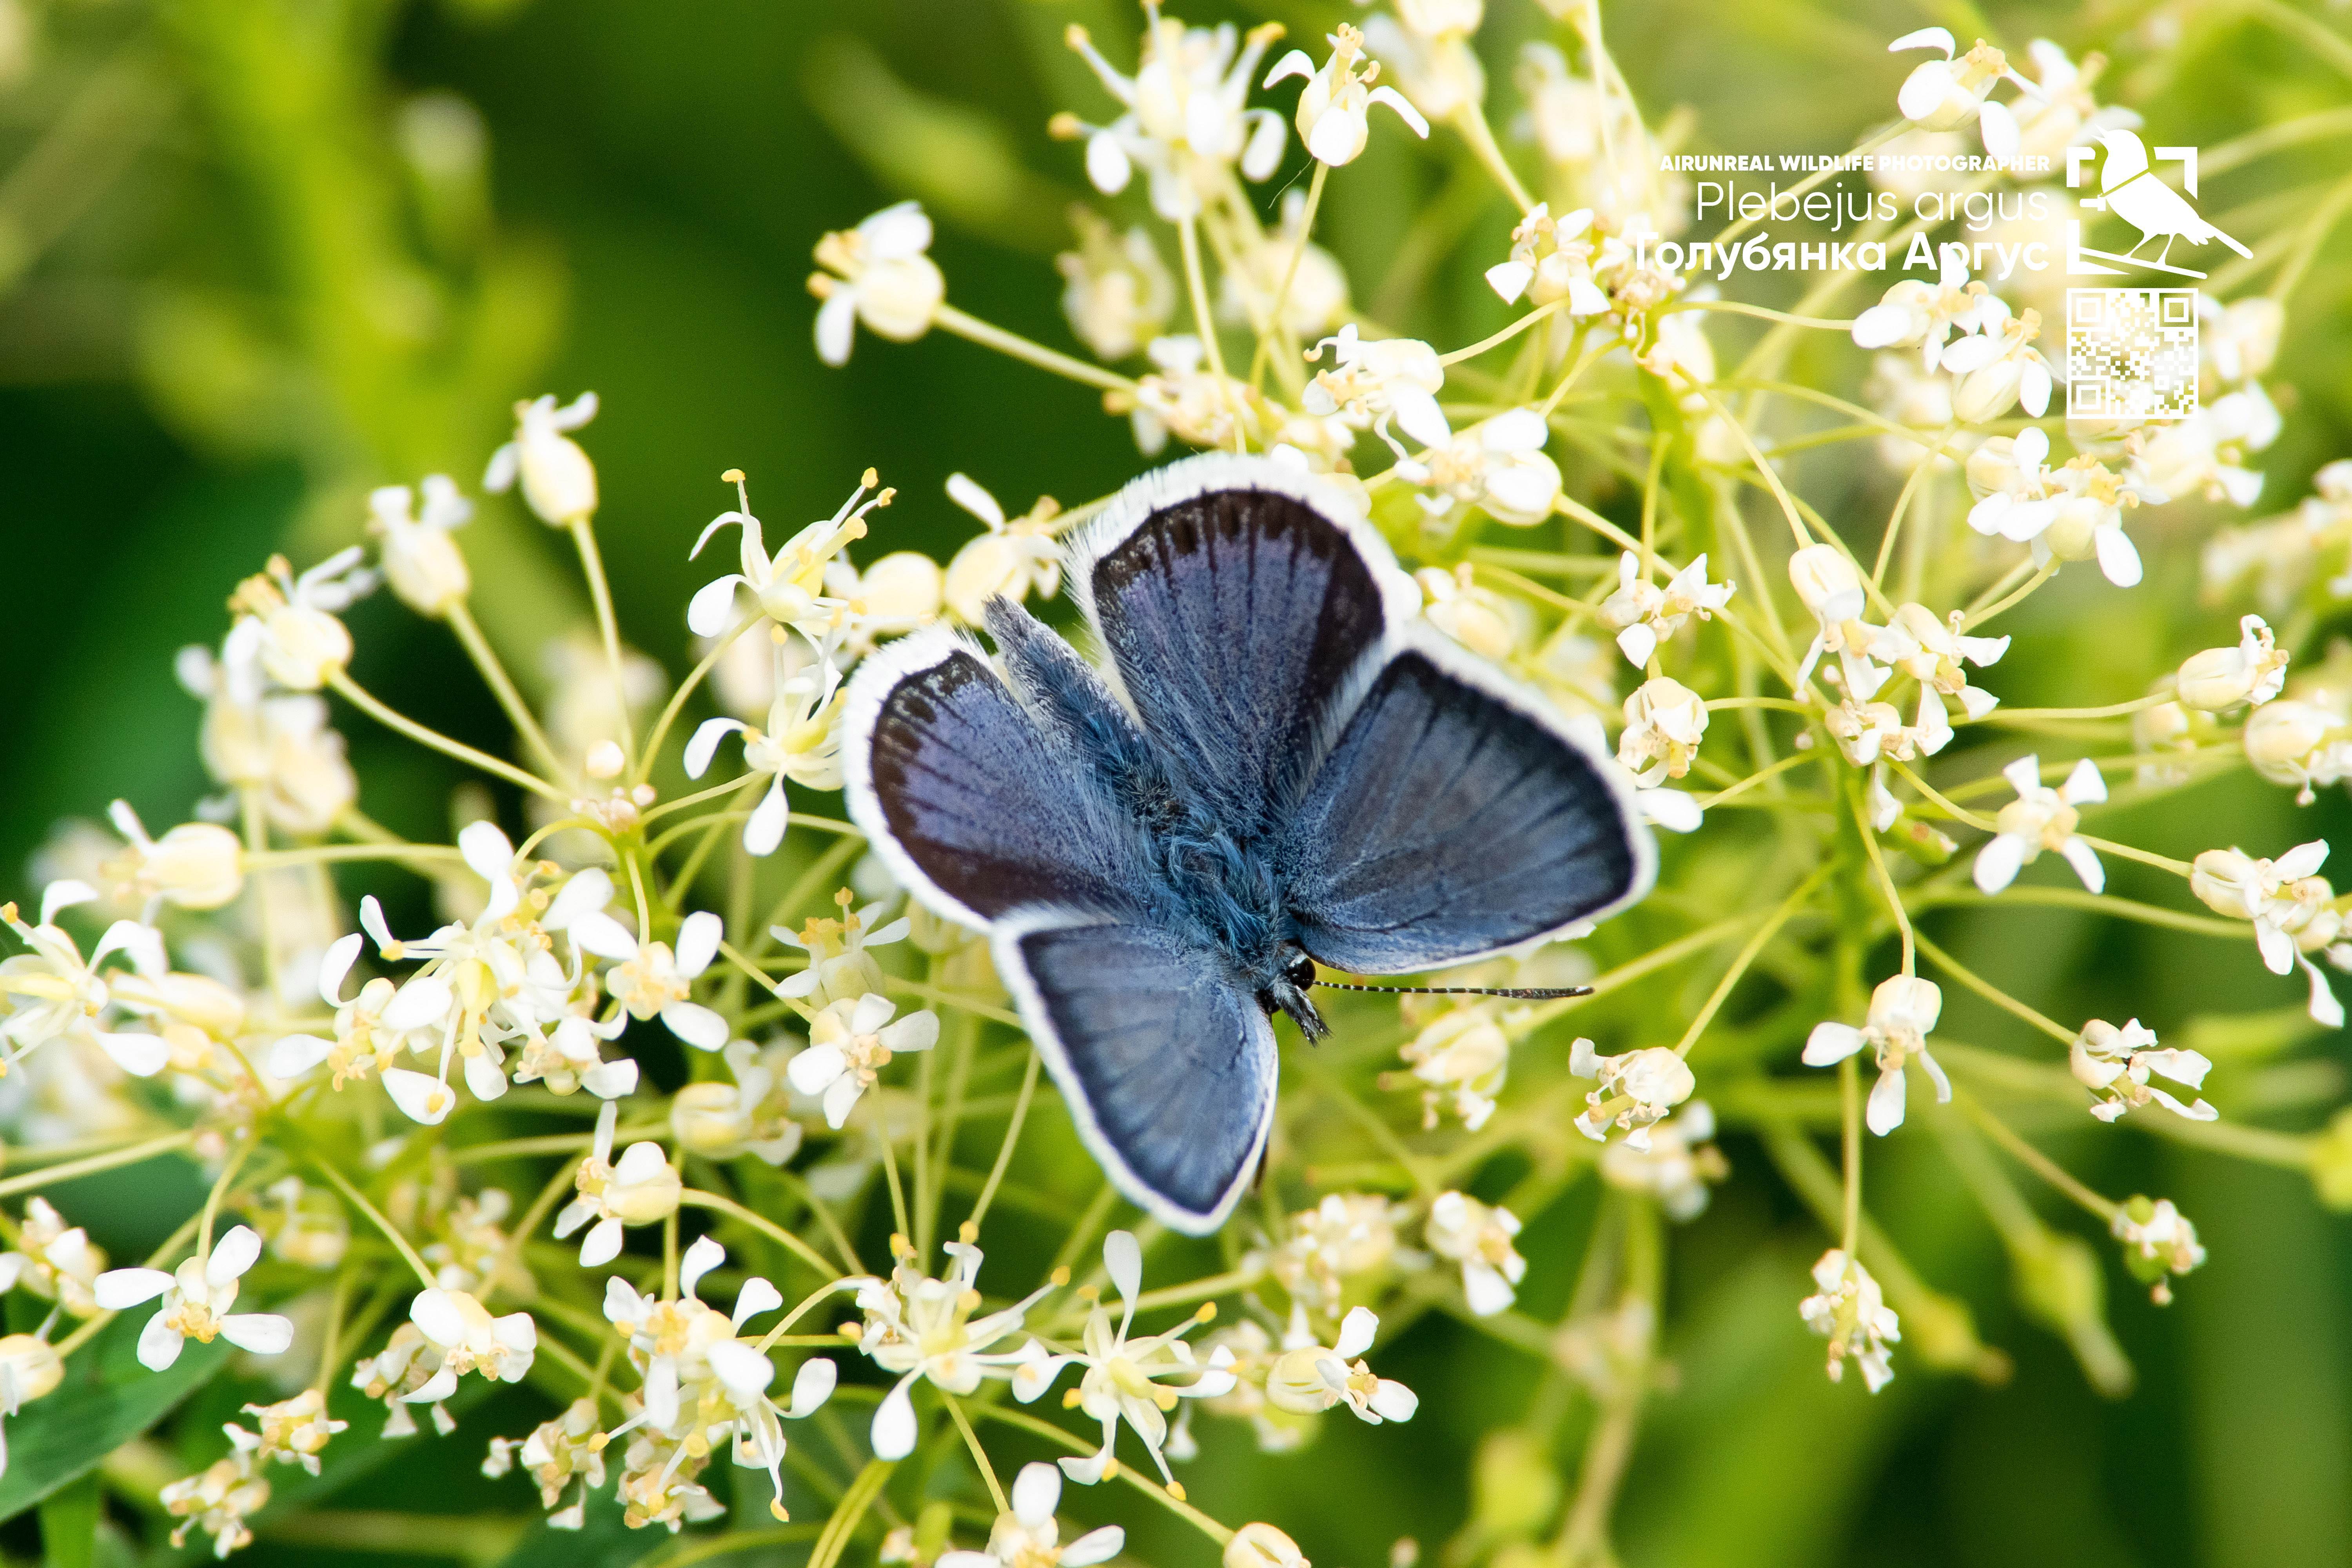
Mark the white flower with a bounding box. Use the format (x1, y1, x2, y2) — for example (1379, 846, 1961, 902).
(2177, 615, 2289, 711)
(1867, 603, 2007, 726)
(1415, 565, 1528, 663)
(1302, 323, 1450, 459)
(1597, 551, 1734, 668)
(368, 475, 474, 615)
(1615, 676, 1707, 784)
(944, 475, 1064, 623)
(1570, 1039, 1696, 1149)
(566, 903, 730, 1052)
(686, 649, 847, 856)
(230, 1388, 349, 1476)
(176, 647, 358, 835)
(1940, 304, 2053, 423)
(483, 392, 600, 525)
(854, 1240, 1058, 1461)
(2138, 383, 2281, 510)
(1010, 1230, 1236, 1492)
(0, 1333, 64, 1477)
(223, 549, 375, 697)
(2010, 39, 2140, 162)
(787, 993, 941, 1130)
(1257, 1193, 1403, 1312)
(1359, 6, 1484, 122)
(1972, 755, 2107, 895)
(93, 1226, 294, 1372)
(671, 1039, 805, 1165)
(2111, 1196, 2205, 1305)
(937, 1463, 1126, 1568)
(1263, 1305, 1418, 1423)
(1788, 544, 1888, 700)
(2031, 457, 2162, 588)
(0, 1197, 107, 1318)
(1413, 410, 1562, 528)
(771, 891, 914, 1006)
(1224, 1523, 1309, 1568)
(553, 1102, 685, 1267)
(1055, 13, 1288, 221)
(1965, 427, 2060, 541)
(1802, 976, 1949, 1136)
(161, 1455, 270, 1558)
(103, 800, 243, 913)
(1218, 188, 1352, 340)
(599, 1238, 836, 1520)
(402, 1287, 537, 1405)
(2190, 841, 2347, 1024)
(1263, 24, 1427, 167)
(1424, 1192, 1525, 1316)
(1799, 1248, 1900, 1391)
(1599, 1102, 1728, 1221)
(1485, 203, 1615, 317)
(2070, 1018, 2216, 1123)
(2242, 697, 2352, 805)
(1889, 27, 2032, 160)
(812, 203, 945, 365)
(1397, 1002, 1509, 1130)
(688, 470, 890, 643)
(0, 883, 170, 1078)
(1058, 209, 1176, 361)
(1851, 247, 2000, 367)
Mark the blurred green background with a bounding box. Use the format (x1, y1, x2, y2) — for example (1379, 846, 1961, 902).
(4, 1, 2351, 1565)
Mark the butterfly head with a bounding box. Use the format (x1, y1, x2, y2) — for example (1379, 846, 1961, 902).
(1265, 946, 1330, 1043)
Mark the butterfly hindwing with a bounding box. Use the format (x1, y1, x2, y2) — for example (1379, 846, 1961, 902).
(993, 910, 1276, 1233)
(1069, 456, 1414, 838)
(843, 629, 1147, 927)
(1276, 629, 1655, 974)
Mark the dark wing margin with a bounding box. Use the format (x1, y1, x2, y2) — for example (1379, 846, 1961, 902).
(993, 911, 1277, 1234)
(843, 628, 1143, 929)
(1068, 455, 1416, 840)
(1276, 630, 1656, 974)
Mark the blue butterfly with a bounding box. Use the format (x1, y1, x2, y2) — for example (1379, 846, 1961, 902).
(843, 455, 1654, 1233)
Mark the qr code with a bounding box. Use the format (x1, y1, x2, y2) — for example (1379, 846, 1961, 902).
(2066, 287, 2197, 419)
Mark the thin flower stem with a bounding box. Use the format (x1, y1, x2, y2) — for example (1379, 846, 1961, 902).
(1982, 693, 2171, 722)
(1839, 1055, 1863, 1255)
(755, 1278, 868, 1352)
(807, 1461, 897, 1568)
(933, 303, 1134, 392)
(487, 1159, 583, 1302)
(2078, 835, 2194, 878)
(1913, 931, 2076, 1045)
(664, 1209, 681, 1300)
(642, 773, 766, 825)
(196, 1137, 256, 1257)
(678, 1187, 842, 1279)
(1176, 211, 1243, 453)
(0, 1129, 194, 1198)
(1439, 298, 1567, 366)
(447, 598, 568, 782)
(1911, 883, 2245, 938)
(1249, 159, 1326, 393)
(874, 1107, 913, 1245)
(637, 613, 760, 789)
(944, 1395, 1007, 1514)
(966, 1049, 1041, 1241)
(1671, 869, 1825, 1056)
(1872, 421, 1956, 586)
(327, 671, 567, 802)
(1703, 696, 1811, 713)
(883, 976, 1023, 1029)
(1962, 562, 2058, 630)
(1666, 299, 1858, 331)
(1516, 911, 1768, 1035)
(1853, 786, 1915, 975)
(1692, 384, 1812, 550)
(976, 1405, 1236, 1544)
(569, 516, 639, 774)
(241, 843, 469, 871)
(1449, 101, 1534, 214)
(312, 1158, 437, 1287)
(311, 1266, 356, 1397)
(1697, 751, 1812, 808)
(1884, 757, 1996, 831)
(1953, 1087, 2120, 1223)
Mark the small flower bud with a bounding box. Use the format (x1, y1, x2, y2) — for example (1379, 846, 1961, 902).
(1227, 1523, 1310, 1568)
(1788, 543, 1863, 619)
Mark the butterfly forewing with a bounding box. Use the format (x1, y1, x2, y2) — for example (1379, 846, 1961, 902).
(845, 632, 1146, 926)
(993, 912, 1276, 1232)
(1276, 634, 1654, 974)
(1073, 460, 1405, 839)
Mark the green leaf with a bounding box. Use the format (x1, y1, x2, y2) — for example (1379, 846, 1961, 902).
(37, 1471, 102, 1568)
(0, 1312, 234, 1523)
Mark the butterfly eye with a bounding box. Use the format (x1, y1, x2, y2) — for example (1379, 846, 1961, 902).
(1285, 952, 1318, 991)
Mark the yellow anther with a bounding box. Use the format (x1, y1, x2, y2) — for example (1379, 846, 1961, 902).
(722, 468, 746, 483)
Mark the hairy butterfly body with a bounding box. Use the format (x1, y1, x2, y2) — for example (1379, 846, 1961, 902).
(844, 455, 1654, 1232)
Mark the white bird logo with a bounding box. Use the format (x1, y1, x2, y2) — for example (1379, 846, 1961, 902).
(2089, 128, 2251, 269)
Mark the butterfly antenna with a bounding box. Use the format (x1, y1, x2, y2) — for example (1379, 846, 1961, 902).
(1312, 981, 1592, 1000)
